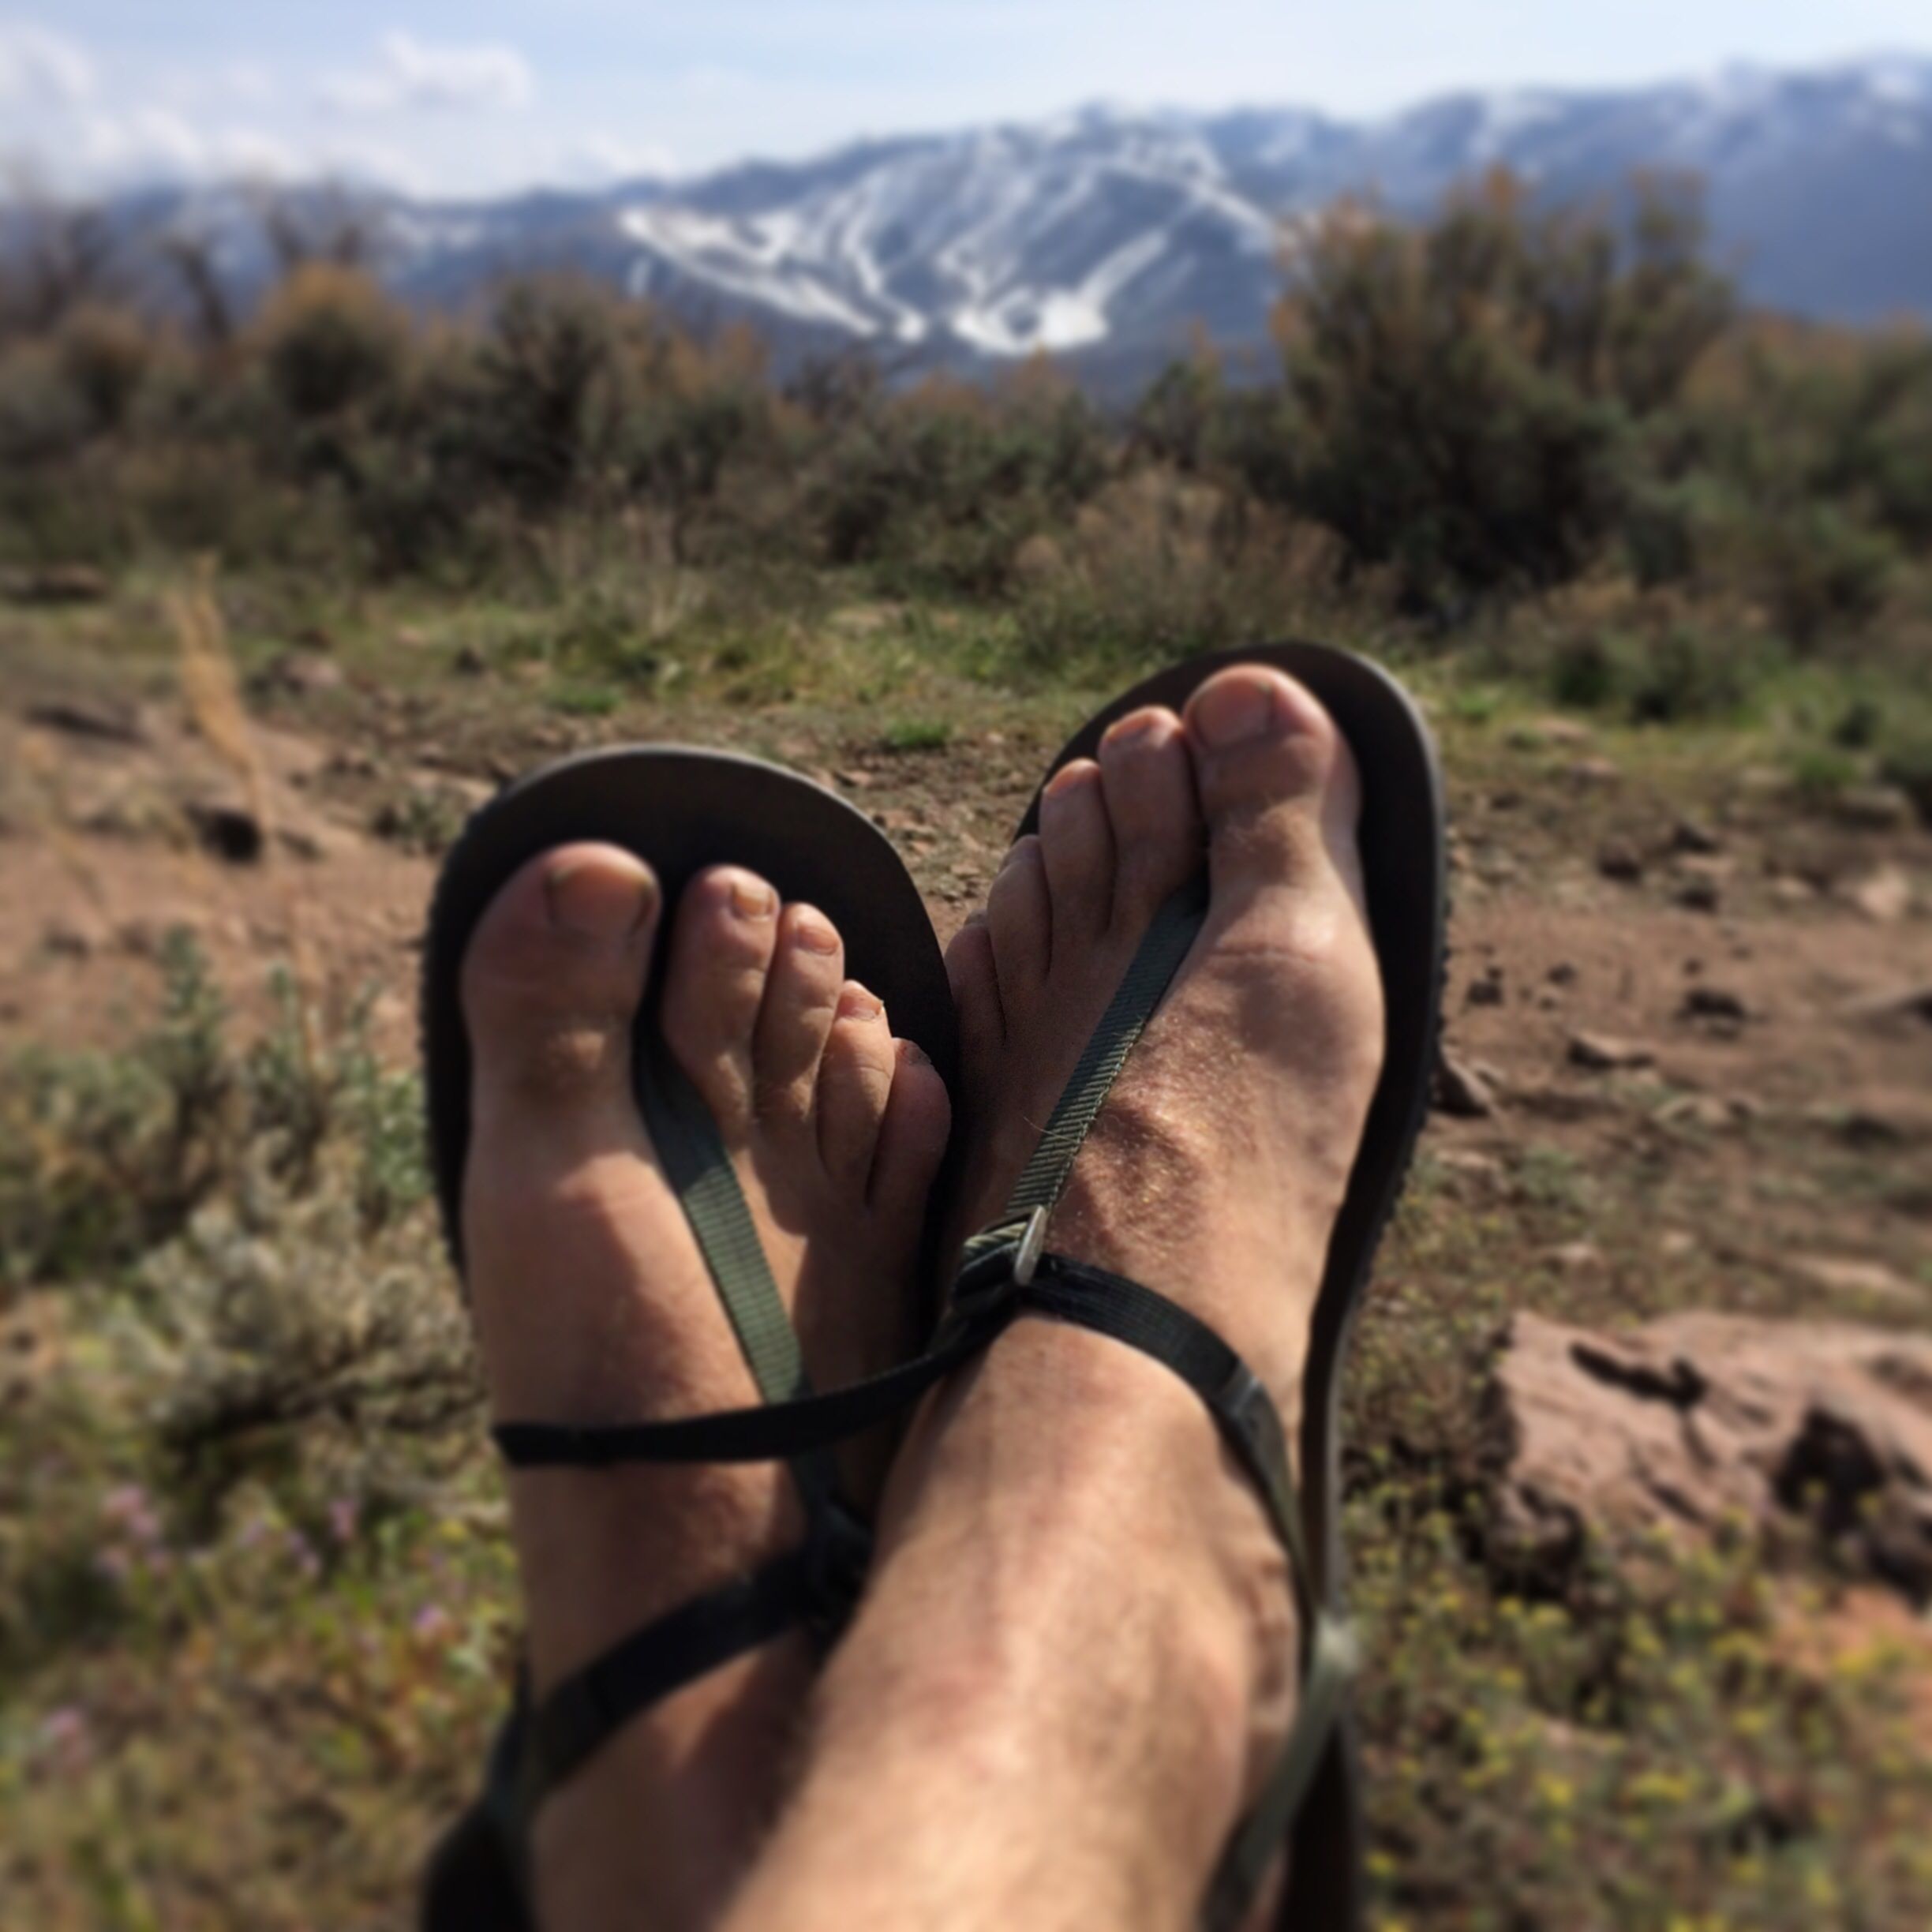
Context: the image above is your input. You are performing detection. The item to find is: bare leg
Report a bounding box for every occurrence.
[724,665,1384,1932]
[460,846,948,1930]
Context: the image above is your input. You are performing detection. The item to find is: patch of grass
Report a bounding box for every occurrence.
[880,717,953,753]
[546,677,620,718]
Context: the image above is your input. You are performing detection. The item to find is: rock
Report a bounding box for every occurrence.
[184,801,264,864]
[1672,816,1722,855]
[1436,1149,1503,1181]
[1544,1240,1606,1273]
[1770,876,1818,908]
[1657,1091,1749,1132]
[1466,965,1505,1007]
[1434,1050,1498,1119]
[1658,1230,1698,1260]
[1565,757,1621,788]
[1808,1095,1932,1148]
[1682,985,1749,1022]
[1843,982,1932,1028]
[1,563,108,605]
[1597,839,1644,882]
[1547,962,1578,987]
[251,650,343,699]
[1833,784,1915,833]
[1789,1256,1928,1306]
[1844,864,1914,926]
[24,696,146,744]
[40,918,96,959]
[1567,1031,1656,1072]
[1675,874,1721,912]
[1484,1311,1932,1601]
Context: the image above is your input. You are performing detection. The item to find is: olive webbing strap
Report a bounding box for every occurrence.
[1201,1615,1359,1932]
[634,1018,844,1522]
[963,871,1209,1269]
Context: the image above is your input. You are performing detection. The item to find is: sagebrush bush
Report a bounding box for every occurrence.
[1271,174,1730,610]
[54,303,151,434]
[0,937,427,1290]
[253,264,410,424]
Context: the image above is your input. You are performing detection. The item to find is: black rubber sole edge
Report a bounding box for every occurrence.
[1020,642,1450,1932]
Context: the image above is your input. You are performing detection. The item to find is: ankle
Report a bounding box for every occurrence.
[878,1317,1297,1829]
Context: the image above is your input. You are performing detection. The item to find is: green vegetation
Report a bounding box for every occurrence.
[2,174,1930,807]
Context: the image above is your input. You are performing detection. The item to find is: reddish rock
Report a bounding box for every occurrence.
[1434,1049,1498,1119]
[1567,1030,1656,1072]
[1485,1312,1932,1602]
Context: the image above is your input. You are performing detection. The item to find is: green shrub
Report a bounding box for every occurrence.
[1878,721,1932,826]
[0,934,426,1290]
[1272,175,1729,608]
[54,304,151,434]
[253,265,409,423]
[1752,506,1897,650]
[469,278,627,512]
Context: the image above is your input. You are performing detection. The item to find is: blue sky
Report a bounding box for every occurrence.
[5,1,1931,196]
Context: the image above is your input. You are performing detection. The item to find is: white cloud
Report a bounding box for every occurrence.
[318,32,533,117]
[69,108,301,186]
[556,133,677,185]
[0,19,94,104]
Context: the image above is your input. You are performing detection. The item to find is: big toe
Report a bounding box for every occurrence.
[461,841,661,1149]
[1181,665,1362,905]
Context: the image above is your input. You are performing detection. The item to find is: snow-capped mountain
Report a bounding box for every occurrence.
[84,54,1932,388]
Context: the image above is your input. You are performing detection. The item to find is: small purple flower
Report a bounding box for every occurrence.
[37,1705,91,1772]
[102,1485,147,1524]
[286,1531,321,1582]
[103,1485,164,1548]
[412,1604,452,1643]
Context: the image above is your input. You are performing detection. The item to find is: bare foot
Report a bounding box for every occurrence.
[948,662,1384,1432]
[459,844,949,1931]
[721,667,1385,1932]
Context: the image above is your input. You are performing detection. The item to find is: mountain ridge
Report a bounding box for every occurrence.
[44,53,1932,390]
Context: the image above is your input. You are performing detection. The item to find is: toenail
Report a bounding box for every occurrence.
[1103,709,1173,749]
[897,1038,930,1067]
[838,982,883,1020]
[792,910,841,954]
[1043,760,1100,798]
[544,853,655,940]
[728,874,777,919]
[1191,673,1287,750]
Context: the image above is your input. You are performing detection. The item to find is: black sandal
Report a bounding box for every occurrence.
[421,643,1443,1930]
[416,747,958,1930]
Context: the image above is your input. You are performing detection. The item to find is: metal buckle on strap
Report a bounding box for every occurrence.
[952,1205,1050,1308]
[1012,1206,1047,1286]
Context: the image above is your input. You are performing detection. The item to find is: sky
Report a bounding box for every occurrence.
[4,2,1931,198]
